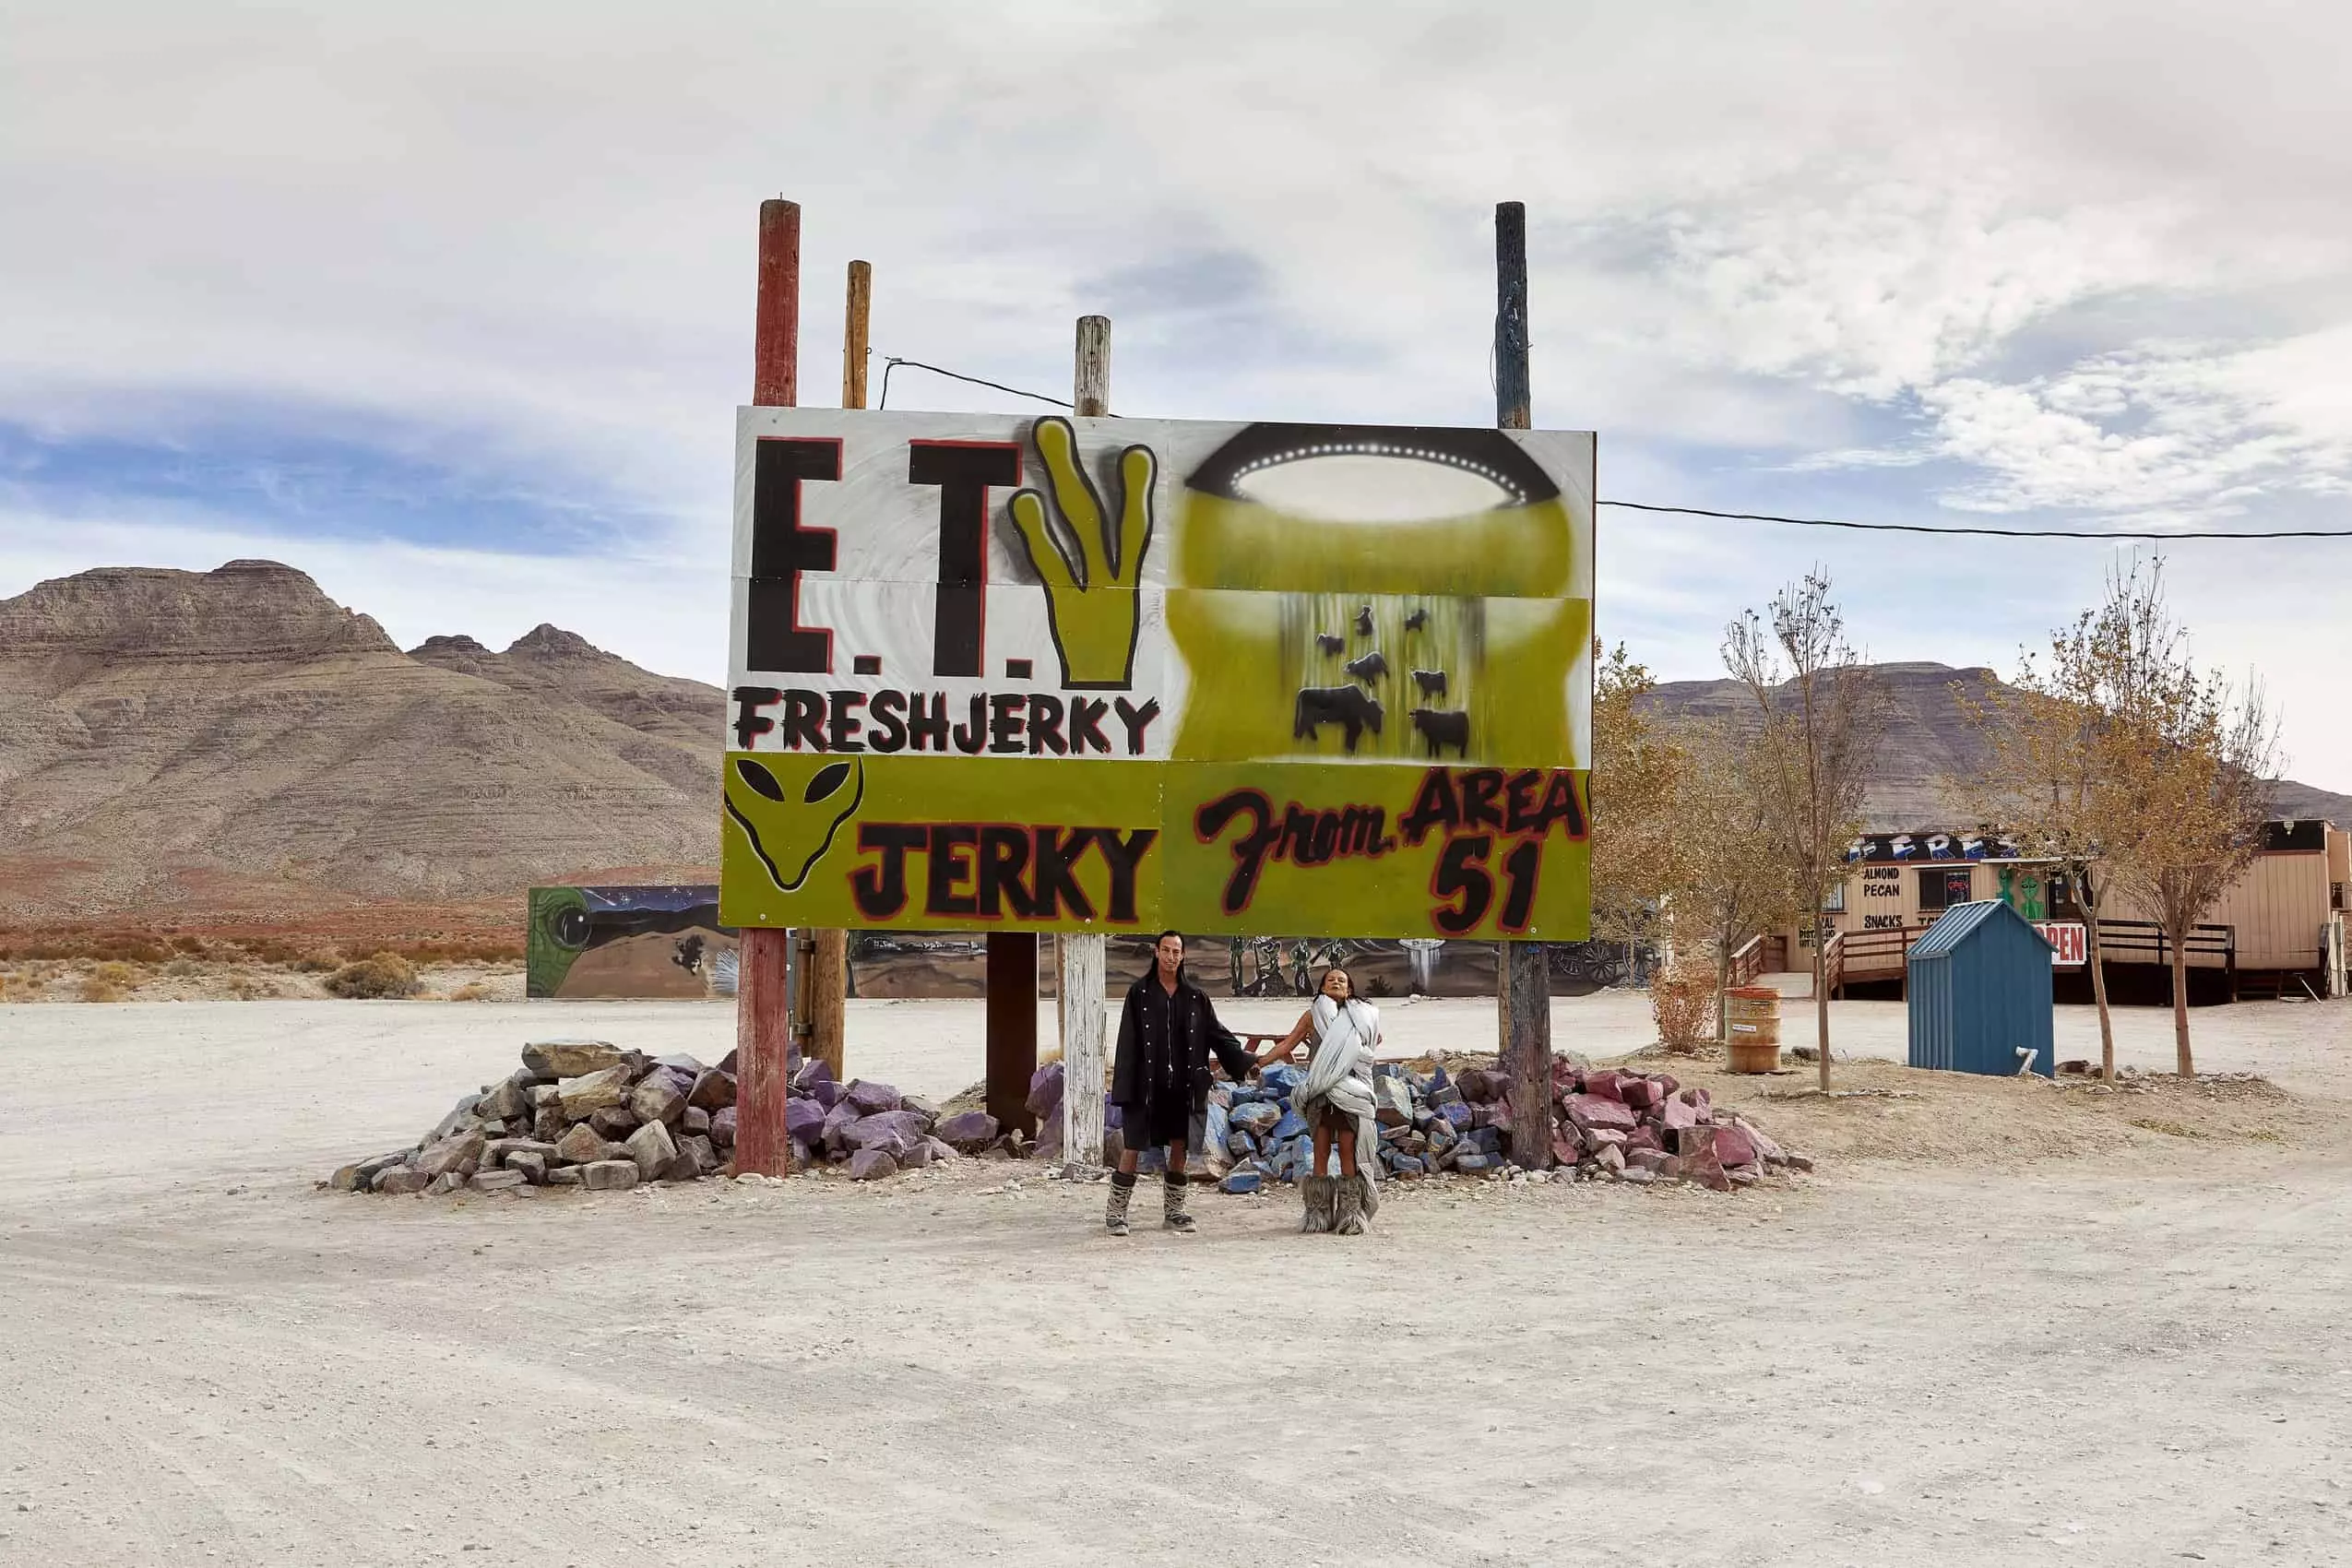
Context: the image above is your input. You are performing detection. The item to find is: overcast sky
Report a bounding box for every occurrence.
[6,2,2350,786]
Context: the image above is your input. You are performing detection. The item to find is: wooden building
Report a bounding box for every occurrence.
[1777,822,2349,1002]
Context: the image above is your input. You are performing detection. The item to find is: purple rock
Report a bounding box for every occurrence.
[791,1055,834,1091]
[1027,1062,1065,1120]
[689,1070,736,1111]
[811,1079,844,1111]
[709,1106,737,1147]
[921,1135,957,1165]
[846,1110,931,1159]
[785,1097,826,1143]
[847,1147,898,1182]
[821,1099,862,1153]
[844,1079,902,1116]
[935,1111,1000,1154]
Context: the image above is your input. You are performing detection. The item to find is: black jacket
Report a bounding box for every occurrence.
[1111,970,1254,1127]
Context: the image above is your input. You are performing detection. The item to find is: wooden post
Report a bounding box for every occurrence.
[1058,313,1114,1172]
[1494,199,1552,1170]
[987,936,1039,1139]
[735,196,802,1177]
[790,257,873,1083]
[841,260,872,410]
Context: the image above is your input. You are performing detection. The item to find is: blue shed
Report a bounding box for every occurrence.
[1907,900,2055,1076]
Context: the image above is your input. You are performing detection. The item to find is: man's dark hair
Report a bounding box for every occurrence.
[1154,930,1183,945]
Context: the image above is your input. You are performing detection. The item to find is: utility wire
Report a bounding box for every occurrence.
[864,353,2352,540]
[877,356,1076,412]
[1599,500,2352,540]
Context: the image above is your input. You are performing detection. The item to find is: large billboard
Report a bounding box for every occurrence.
[722,411,1594,942]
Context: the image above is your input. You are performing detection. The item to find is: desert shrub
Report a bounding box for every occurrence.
[78,961,139,1004]
[326,952,422,1000]
[295,948,344,973]
[445,980,493,1002]
[1650,970,1716,1053]
[164,956,203,977]
[90,935,171,964]
[227,975,281,1001]
[169,934,208,955]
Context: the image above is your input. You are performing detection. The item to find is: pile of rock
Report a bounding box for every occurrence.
[1198,1057,1810,1194]
[329,1039,1017,1195]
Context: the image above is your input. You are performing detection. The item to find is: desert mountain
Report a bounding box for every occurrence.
[1637,661,2352,831]
[0,561,723,921]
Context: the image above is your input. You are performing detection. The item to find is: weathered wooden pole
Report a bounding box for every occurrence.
[1495,199,1553,1170]
[841,260,872,411]
[1058,314,1113,1173]
[735,196,803,1177]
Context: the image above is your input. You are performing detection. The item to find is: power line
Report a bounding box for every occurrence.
[862,354,2351,540]
[1600,500,2352,540]
[876,356,1076,412]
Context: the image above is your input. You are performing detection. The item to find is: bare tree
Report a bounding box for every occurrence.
[1588,642,1689,959]
[1723,570,1886,1090]
[1672,719,1795,1046]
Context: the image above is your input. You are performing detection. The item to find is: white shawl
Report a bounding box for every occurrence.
[1295,995,1382,1182]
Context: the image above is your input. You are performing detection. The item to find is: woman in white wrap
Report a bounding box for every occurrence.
[1254,966,1384,1235]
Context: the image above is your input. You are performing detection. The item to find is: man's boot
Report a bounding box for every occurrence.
[1105,1170,1136,1236]
[1333,1172,1367,1235]
[1162,1170,1196,1232]
[1300,1174,1336,1233]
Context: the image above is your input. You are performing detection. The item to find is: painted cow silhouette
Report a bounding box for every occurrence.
[1409,707,1470,757]
[1344,650,1388,686]
[1410,668,1447,698]
[1404,608,1429,633]
[672,933,707,974]
[1354,605,1374,637]
[1314,632,1345,656]
[1294,686,1384,753]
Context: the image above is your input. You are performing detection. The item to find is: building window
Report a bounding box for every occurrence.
[1823,882,1847,914]
[2049,872,2084,920]
[1918,867,1974,912]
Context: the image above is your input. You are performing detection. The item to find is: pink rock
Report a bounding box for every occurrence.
[1562,1094,1638,1132]
[1624,1125,1663,1154]
[1661,1097,1701,1133]
[1713,1124,1760,1167]
[1621,1078,1660,1111]
[1580,1126,1629,1150]
[1582,1071,1626,1103]
[1672,1124,1730,1192]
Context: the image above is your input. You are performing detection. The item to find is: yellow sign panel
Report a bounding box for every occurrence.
[720,754,1588,941]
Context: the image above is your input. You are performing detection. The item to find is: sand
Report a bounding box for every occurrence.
[3,987,2350,1566]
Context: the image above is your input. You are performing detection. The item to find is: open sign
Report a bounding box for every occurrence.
[2034,921,2087,967]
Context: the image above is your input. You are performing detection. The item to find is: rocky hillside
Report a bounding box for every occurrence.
[1638,662,2352,830]
[0,561,724,920]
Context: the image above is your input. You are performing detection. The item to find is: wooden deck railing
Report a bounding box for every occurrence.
[1728,934,1767,989]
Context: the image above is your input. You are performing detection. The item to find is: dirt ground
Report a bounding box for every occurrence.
[3,990,2350,1566]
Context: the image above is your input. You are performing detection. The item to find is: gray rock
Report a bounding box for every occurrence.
[588,1106,639,1138]
[844,1079,903,1116]
[530,1106,568,1143]
[900,1094,942,1124]
[580,1158,640,1191]
[476,1077,530,1123]
[507,1152,549,1184]
[1375,1076,1414,1127]
[546,1164,585,1186]
[901,1139,936,1170]
[681,1134,721,1177]
[630,1074,686,1127]
[556,1065,633,1120]
[1617,1167,1657,1185]
[553,1123,615,1164]
[525,1082,561,1110]
[414,1131,487,1182]
[373,1165,428,1194]
[655,1053,707,1076]
[333,1150,410,1191]
[474,1119,511,1139]
[683,1106,712,1137]
[658,1149,702,1183]
[430,1093,484,1142]
[847,1147,898,1181]
[709,1106,737,1147]
[688,1070,736,1112]
[921,1136,957,1166]
[624,1119,679,1179]
[469,1169,528,1193]
[424,1171,466,1195]
[484,1137,558,1168]
[935,1111,1000,1154]
[523,1039,624,1079]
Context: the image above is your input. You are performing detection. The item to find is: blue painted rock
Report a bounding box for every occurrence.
[1439,1101,1475,1132]
[1262,1064,1303,1096]
[1269,1111,1309,1141]
[1220,1170,1263,1194]
[1454,1152,1499,1173]
[1227,1131,1258,1159]
[1231,1102,1282,1135]
[1389,1153,1426,1176]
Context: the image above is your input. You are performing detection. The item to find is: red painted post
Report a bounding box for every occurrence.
[735,198,802,1176]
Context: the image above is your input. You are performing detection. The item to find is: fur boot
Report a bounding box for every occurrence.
[1300,1174,1336,1233]
[1333,1171,1368,1235]
[1356,1170,1380,1224]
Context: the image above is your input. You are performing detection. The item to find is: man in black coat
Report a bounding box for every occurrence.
[1108,930,1258,1235]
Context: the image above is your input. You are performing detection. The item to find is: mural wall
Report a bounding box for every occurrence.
[722,411,1597,943]
[527,885,739,1001]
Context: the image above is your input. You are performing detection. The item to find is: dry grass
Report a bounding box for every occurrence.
[325,952,422,1000]
[445,980,493,1002]
[77,961,141,1004]
[1650,973,1716,1053]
